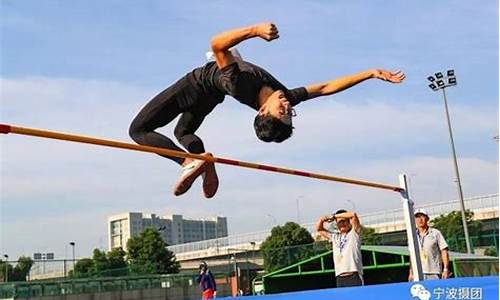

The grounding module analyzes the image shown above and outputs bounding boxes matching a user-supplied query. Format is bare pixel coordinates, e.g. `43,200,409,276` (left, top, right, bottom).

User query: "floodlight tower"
427,70,472,254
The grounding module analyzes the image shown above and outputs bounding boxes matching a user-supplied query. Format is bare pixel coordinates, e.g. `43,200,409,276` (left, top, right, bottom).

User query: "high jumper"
128,22,405,198
2,22,404,198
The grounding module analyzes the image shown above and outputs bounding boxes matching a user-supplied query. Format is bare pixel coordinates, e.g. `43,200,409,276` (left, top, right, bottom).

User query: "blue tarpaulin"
223,276,498,300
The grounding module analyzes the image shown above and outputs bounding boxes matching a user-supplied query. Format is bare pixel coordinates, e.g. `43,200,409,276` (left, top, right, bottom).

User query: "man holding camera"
197,261,217,299
316,209,363,287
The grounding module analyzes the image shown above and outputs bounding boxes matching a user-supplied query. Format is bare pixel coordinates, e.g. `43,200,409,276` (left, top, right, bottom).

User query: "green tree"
0,259,14,282
68,248,128,278
431,210,482,252
260,222,314,272
0,256,33,282
10,256,33,281
70,258,94,278
361,226,381,245
90,248,128,277
106,247,127,276
92,249,109,276
127,227,179,275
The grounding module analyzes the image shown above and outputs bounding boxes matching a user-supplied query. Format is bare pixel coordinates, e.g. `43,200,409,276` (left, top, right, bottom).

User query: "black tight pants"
129,77,206,165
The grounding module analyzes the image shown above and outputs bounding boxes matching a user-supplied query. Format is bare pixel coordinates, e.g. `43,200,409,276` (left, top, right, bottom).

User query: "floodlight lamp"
435,72,444,79
448,77,457,85
427,76,435,82
437,80,445,87
447,69,455,76
428,83,438,91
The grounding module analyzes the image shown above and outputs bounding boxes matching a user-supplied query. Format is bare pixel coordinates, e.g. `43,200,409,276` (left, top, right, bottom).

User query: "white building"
108,213,228,250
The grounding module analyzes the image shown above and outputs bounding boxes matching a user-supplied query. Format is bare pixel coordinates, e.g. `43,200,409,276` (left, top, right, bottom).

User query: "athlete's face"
261,90,295,125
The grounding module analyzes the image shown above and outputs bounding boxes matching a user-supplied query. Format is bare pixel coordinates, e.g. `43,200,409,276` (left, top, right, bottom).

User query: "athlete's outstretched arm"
211,23,279,69
304,69,406,100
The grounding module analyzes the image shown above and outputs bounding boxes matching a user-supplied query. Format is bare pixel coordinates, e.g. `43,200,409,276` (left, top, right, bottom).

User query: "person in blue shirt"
197,261,217,299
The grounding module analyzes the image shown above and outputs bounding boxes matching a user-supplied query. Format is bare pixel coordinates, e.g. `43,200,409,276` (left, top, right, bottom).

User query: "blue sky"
1,1,498,259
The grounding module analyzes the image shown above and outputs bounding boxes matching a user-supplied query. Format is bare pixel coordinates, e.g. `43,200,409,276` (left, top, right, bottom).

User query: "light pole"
249,241,256,264
231,255,239,296
427,70,472,254
215,218,219,254
295,196,303,224
3,255,8,282
69,242,76,269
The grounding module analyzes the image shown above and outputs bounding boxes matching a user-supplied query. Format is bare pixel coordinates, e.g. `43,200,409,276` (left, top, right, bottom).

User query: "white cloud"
1,76,498,258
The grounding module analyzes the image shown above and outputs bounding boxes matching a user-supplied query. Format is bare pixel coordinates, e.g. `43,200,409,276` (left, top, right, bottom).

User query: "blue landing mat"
224,276,498,300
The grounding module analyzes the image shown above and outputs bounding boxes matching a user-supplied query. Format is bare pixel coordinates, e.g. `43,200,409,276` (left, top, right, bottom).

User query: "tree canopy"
126,227,179,275
71,258,95,278
70,227,178,278
360,226,381,245
431,210,482,252
260,222,314,272
0,256,33,282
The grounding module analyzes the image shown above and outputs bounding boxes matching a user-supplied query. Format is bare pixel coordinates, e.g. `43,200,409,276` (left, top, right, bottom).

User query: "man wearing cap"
409,209,450,281
316,209,363,287
197,261,217,299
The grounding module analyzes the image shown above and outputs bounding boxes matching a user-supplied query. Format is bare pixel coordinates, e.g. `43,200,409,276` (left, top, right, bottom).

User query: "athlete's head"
254,90,295,142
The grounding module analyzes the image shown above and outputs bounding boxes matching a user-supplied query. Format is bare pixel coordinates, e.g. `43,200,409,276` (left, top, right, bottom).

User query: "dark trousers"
336,273,363,288
129,76,206,165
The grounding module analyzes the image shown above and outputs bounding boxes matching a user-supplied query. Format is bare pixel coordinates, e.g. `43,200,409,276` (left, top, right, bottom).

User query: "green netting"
443,233,498,254
14,284,41,298
43,282,61,296
454,260,499,277
100,279,127,292
0,273,230,298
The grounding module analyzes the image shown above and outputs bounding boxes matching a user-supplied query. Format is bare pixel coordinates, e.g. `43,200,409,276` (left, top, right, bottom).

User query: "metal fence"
0,272,231,299
28,259,73,279
360,193,498,227
168,194,498,254
446,233,499,254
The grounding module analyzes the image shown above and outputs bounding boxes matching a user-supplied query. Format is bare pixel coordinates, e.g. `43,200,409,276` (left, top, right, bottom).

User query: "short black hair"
253,114,293,143
334,209,347,215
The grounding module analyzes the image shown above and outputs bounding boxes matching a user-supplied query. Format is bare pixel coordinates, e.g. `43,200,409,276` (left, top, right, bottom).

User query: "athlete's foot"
201,153,219,198
172,157,208,196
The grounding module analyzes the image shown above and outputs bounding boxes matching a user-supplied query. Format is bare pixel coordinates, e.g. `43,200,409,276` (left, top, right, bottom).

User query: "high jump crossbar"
0,124,403,192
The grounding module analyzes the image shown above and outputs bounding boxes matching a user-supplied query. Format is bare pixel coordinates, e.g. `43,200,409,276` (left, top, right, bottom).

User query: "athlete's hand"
254,23,279,41
372,69,406,83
